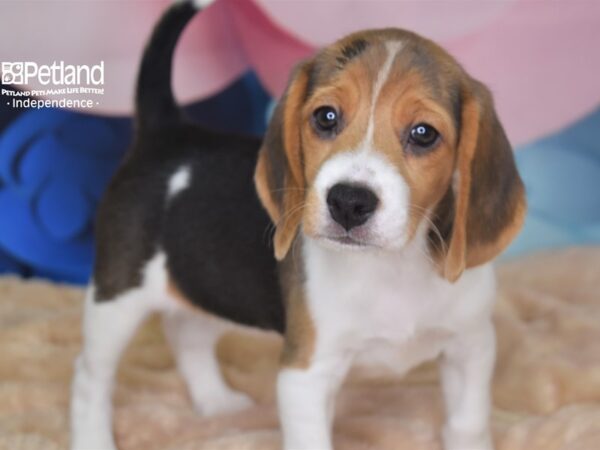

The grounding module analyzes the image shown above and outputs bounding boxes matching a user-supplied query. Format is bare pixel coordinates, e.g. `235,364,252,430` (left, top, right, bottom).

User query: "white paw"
442,425,493,450
196,389,253,416
71,357,117,450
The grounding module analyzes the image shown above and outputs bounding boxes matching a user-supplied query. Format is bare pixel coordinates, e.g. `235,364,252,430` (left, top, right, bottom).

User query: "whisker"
416,245,437,267
262,221,276,246
408,206,447,257
275,202,308,229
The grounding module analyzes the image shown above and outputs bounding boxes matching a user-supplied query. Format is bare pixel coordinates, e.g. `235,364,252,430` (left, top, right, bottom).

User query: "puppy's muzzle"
326,183,379,231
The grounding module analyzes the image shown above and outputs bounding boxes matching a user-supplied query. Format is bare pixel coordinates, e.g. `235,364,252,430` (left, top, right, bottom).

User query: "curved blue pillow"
0,108,130,283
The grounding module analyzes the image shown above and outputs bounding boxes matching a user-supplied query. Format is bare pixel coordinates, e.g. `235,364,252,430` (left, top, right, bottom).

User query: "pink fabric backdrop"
1,0,599,145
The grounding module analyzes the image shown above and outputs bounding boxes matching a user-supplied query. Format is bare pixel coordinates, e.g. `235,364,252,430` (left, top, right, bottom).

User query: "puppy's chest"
304,242,453,345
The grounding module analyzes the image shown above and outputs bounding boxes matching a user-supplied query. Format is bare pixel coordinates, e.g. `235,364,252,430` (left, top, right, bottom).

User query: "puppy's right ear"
255,61,313,260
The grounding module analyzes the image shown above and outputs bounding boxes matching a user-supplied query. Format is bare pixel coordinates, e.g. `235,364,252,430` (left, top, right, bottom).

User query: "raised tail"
135,0,213,132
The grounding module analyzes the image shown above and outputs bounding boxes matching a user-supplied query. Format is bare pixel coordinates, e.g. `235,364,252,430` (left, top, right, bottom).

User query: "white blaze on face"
313,40,412,249
363,40,404,148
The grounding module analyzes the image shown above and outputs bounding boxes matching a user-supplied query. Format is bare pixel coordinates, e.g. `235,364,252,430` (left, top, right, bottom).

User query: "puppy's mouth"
316,230,379,250
327,235,367,246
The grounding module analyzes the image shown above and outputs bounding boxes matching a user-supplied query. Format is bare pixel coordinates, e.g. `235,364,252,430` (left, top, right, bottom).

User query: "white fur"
277,227,496,450
71,255,168,450
278,352,353,450
167,165,191,201
70,252,253,450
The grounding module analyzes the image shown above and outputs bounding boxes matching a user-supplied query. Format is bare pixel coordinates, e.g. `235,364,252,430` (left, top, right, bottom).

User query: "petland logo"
1,61,104,86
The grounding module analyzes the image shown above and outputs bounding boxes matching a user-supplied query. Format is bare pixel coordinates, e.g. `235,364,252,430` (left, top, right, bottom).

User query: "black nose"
326,183,379,231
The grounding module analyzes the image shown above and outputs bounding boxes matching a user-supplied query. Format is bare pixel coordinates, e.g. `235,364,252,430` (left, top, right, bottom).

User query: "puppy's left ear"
441,79,527,282
254,61,312,260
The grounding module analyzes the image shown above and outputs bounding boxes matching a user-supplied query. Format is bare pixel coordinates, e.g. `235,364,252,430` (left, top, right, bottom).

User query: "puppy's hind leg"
161,310,253,416
70,287,152,450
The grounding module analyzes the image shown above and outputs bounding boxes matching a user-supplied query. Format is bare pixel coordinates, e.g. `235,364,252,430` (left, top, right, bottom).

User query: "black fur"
135,1,195,132
93,1,285,333
306,38,369,98
335,38,369,69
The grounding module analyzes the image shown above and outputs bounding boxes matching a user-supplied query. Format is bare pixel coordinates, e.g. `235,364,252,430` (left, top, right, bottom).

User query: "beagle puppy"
70,1,526,450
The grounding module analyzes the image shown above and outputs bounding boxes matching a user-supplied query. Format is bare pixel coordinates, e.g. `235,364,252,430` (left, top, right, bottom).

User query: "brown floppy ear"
441,79,527,282
254,61,312,260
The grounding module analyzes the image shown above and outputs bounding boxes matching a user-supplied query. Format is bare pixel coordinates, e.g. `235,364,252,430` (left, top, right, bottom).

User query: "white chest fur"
302,236,496,373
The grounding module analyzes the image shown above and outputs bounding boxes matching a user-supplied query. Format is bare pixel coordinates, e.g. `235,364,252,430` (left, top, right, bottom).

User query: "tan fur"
271,69,311,260
279,284,316,369
443,98,481,281
254,153,281,224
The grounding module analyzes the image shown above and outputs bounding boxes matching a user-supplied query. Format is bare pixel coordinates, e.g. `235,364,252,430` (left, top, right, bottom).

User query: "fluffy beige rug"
1,247,599,450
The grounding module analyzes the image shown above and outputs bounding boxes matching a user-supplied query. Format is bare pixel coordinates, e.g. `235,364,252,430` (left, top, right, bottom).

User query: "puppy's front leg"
276,288,353,450
277,352,352,450
440,320,496,450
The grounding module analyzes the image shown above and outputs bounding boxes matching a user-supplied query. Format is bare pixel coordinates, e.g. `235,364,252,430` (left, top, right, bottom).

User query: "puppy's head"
255,29,526,281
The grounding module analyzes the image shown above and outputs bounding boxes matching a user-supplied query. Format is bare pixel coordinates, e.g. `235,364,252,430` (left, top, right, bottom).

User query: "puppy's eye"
408,123,439,148
312,106,339,134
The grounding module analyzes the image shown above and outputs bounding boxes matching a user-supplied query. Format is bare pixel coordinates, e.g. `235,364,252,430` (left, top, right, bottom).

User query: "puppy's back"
91,1,285,332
